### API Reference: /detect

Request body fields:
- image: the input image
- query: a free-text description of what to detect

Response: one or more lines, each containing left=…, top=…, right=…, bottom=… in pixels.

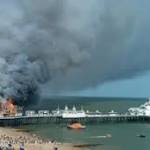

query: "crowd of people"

left=0, top=134, right=58, bottom=150
left=0, top=127, right=82, bottom=150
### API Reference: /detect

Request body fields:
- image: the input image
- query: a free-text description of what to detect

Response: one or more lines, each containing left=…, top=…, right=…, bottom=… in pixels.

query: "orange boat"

left=67, top=121, right=86, bottom=129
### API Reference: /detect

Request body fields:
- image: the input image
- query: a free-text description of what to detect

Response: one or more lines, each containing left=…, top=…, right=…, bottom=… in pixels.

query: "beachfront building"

left=62, top=106, right=86, bottom=118
left=38, top=110, right=49, bottom=116
left=128, top=99, right=150, bottom=116
left=25, top=110, right=36, bottom=117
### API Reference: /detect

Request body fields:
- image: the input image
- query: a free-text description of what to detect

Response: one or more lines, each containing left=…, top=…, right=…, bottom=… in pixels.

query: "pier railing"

left=0, top=113, right=149, bottom=126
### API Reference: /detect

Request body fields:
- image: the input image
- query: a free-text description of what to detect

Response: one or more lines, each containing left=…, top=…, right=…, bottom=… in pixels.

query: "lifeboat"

left=67, top=121, right=86, bottom=129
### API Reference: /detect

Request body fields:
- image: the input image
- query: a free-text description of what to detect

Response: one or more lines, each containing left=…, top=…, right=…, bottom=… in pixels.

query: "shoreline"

left=0, top=127, right=87, bottom=150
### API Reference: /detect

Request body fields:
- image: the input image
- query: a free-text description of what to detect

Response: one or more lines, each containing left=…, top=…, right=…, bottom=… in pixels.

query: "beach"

left=0, top=127, right=86, bottom=150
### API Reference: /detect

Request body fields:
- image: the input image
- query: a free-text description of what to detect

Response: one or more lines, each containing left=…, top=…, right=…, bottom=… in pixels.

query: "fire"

left=3, top=98, right=17, bottom=116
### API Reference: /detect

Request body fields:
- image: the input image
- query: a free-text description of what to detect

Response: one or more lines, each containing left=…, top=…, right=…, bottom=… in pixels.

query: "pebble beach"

left=0, top=127, right=86, bottom=150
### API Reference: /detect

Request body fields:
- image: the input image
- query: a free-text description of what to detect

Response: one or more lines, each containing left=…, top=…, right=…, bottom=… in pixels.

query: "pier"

left=0, top=114, right=150, bottom=126
left=0, top=101, right=150, bottom=126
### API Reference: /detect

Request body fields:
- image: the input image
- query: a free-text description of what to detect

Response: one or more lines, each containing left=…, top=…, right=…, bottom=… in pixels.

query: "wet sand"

left=0, top=127, right=87, bottom=150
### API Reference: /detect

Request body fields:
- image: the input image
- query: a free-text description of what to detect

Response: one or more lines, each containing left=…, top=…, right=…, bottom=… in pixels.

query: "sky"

left=1, top=0, right=150, bottom=102
left=45, top=71, right=150, bottom=98
left=73, top=71, right=150, bottom=98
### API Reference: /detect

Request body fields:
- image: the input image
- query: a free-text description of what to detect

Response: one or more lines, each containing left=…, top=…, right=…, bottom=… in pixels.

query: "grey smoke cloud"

left=0, top=54, right=47, bottom=101
left=0, top=0, right=150, bottom=100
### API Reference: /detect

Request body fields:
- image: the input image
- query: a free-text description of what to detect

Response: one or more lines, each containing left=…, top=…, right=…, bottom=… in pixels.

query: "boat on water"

left=90, top=134, right=112, bottom=139
left=136, top=134, right=146, bottom=138
left=67, top=121, right=86, bottom=129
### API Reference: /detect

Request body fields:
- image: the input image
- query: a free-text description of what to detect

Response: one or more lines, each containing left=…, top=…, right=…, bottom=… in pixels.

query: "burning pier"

left=0, top=98, right=22, bottom=117
left=0, top=100, right=149, bottom=126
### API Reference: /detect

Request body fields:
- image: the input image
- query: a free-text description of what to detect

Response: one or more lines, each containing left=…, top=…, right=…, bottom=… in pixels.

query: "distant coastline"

left=39, top=95, right=147, bottom=102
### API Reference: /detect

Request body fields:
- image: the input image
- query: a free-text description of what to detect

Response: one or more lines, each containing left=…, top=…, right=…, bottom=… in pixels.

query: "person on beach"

left=7, top=143, right=14, bottom=150
left=19, top=143, right=25, bottom=150
left=53, top=147, right=58, bottom=150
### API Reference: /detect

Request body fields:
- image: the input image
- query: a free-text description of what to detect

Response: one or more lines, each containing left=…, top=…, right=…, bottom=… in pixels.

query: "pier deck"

left=0, top=114, right=150, bottom=126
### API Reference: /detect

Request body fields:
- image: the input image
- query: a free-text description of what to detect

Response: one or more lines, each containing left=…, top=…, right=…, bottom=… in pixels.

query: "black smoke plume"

left=0, top=0, right=150, bottom=102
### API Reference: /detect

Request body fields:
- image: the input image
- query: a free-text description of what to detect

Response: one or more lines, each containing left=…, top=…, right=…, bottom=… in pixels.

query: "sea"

left=22, top=97, right=150, bottom=150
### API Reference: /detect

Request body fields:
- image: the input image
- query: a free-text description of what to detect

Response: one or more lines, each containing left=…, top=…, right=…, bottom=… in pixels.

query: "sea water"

left=23, top=97, right=149, bottom=150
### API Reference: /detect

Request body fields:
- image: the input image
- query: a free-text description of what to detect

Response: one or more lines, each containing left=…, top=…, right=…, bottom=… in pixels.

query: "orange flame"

left=4, top=98, right=16, bottom=115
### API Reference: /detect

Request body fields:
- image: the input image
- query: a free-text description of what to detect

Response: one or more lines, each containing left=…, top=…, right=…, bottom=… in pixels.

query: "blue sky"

left=69, top=71, right=150, bottom=98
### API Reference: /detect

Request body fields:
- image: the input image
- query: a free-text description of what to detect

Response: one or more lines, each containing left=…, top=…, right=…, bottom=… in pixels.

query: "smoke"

left=0, top=0, right=150, bottom=101
left=0, top=54, right=48, bottom=102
